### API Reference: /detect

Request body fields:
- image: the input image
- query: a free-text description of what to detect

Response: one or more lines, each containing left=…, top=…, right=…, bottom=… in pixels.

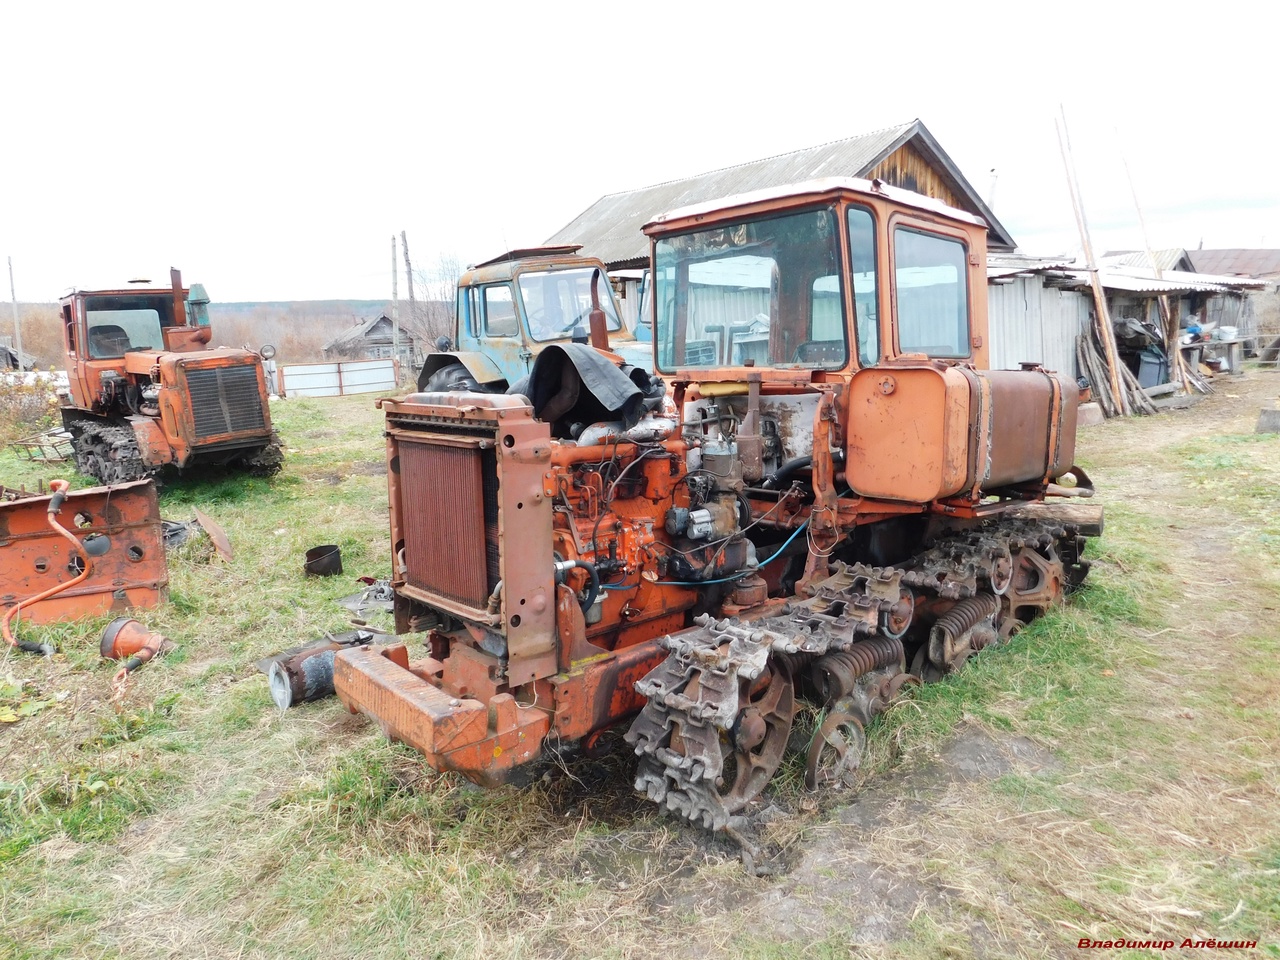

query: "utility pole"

left=7, top=256, right=24, bottom=372
left=401, top=230, right=417, bottom=330
left=390, top=235, right=400, bottom=372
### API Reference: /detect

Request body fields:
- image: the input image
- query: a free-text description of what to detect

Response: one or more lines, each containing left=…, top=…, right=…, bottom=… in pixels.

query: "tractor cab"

left=417, top=247, right=650, bottom=392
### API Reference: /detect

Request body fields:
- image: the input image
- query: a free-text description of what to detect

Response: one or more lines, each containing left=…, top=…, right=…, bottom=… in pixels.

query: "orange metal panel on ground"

left=0, top=480, right=168, bottom=624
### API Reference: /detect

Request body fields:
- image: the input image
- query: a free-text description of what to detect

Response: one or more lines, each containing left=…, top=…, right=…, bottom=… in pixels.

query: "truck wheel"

left=418, top=362, right=486, bottom=393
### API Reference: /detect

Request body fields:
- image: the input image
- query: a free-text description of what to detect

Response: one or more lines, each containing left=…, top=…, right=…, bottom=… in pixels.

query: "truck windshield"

left=653, top=206, right=848, bottom=371
left=84, top=296, right=169, bottom=358
left=518, top=268, right=623, bottom=342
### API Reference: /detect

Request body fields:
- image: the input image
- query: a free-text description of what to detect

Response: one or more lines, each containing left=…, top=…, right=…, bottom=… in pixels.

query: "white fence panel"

left=280, top=358, right=398, bottom=398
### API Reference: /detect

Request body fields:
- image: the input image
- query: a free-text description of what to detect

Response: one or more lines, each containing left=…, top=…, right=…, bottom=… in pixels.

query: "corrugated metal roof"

left=546, top=120, right=1015, bottom=267
left=1099, top=249, right=1193, bottom=272
left=1066, top=266, right=1266, bottom=294
left=1188, top=248, right=1280, bottom=278
left=987, top=254, right=1078, bottom=280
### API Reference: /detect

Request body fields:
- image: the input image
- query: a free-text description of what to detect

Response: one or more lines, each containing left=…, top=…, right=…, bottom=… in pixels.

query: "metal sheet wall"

left=280, top=358, right=399, bottom=398
left=987, top=277, right=1089, bottom=376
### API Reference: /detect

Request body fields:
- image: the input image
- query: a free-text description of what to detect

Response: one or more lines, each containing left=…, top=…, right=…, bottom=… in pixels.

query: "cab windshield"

left=84, top=295, right=170, bottom=359
left=517, top=267, right=623, bottom=342
left=653, top=206, right=848, bottom=371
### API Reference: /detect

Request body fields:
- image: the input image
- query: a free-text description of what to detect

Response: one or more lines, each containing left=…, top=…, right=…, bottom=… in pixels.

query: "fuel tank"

left=844, top=362, right=1077, bottom=503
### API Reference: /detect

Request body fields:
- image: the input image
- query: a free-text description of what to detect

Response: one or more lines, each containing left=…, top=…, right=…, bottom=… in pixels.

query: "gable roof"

left=546, top=119, right=1015, bottom=268
left=1187, top=248, right=1280, bottom=279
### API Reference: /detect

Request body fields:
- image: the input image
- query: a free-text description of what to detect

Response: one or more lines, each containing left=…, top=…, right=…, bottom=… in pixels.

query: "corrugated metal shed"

left=546, top=119, right=1016, bottom=268
left=987, top=276, right=1090, bottom=375
left=1187, top=248, right=1280, bottom=278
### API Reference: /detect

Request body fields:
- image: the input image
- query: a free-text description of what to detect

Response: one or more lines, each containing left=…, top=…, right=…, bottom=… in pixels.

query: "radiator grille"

left=400, top=441, right=500, bottom=610
left=186, top=365, right=267, bottom=440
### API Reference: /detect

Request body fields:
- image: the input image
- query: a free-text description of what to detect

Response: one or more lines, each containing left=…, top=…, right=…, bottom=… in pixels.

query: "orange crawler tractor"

left=58, top=270, right=280, bottom=484
left=335, top=178, right=1094, bottom=829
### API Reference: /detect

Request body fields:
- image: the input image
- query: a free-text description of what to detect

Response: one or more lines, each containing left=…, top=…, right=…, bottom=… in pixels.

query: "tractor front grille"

left=187, top=365, right=268, bottom=440
left=399, top=440, right=500, bottom=610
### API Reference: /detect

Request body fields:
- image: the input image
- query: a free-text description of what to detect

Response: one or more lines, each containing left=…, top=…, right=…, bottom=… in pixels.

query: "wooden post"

left=401, top=230, right=417, bottom=332
left=7, top=256, right=24, bottom=371
left=1056, top=110, right=1129, bottom=416
left=390, top=235, right=400, bottom=374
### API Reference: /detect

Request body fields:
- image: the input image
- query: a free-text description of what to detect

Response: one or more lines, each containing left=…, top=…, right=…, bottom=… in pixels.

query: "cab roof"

left=644, top=176, right=988, bottom=235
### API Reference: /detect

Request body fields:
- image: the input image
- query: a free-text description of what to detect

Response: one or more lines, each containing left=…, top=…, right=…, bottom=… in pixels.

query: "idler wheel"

left=989, top=545, right=1013, bottom=596
left=804, top=712, right=866, bottom=792
left=719, top=662, right=795, bottom=813
left=879, top=586, right=915, bottom=640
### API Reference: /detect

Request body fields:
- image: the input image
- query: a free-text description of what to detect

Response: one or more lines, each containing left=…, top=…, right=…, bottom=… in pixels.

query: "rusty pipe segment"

left=264, top=630, right=383, bottom=709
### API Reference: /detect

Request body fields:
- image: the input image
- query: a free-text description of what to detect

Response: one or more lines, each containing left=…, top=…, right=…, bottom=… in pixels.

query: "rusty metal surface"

left=191, top=507, right=233, bottom=561
left=387, top=394, right=558, bottom=686
left=334, top=643, right=551, bottom=786
left=0, top=479, right=167, bottom=624
left=400, top=442, right=492, bottom=608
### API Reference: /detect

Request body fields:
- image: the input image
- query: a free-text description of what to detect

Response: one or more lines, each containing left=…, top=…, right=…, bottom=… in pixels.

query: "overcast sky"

left=3, top=2, right=1277, bottom=302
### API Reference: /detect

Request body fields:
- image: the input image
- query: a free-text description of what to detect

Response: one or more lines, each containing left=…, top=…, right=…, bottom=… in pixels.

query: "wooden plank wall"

left=866, top=143, right=963, bottom=209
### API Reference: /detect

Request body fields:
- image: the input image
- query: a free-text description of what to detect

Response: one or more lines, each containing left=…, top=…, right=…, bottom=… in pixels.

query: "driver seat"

left=88, top=324, right=132, bottom=357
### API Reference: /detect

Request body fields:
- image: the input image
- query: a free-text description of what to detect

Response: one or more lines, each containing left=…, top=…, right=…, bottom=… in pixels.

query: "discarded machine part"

left=304, top=545, right=342, bottom=577
left=160, top=508, right=233, bottom=561
left=8, top=429, right=74, bottom=463
left=100, top=616, right=171, bottom=666
left=1, top=479, right=85, bottom=655
left=260, top=629, right=384, bottom=709
left=335, top=178, right=1099, bottom=830
left=336, top=579, right=394, bottom=616
left=102, top=617, right=172, bottom=698
left=0, top=478, right=167, bottom=629
left=191, top=508, right=233, bottom=561
left=1, top=482, right=47, bottom=502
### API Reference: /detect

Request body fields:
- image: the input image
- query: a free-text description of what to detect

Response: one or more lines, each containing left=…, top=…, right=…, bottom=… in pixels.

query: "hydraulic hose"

left=760, top=456, right=812, bottom=490
left=554, top=559, right=600, bottom=614
left=2, top=479, right=87, bottom=655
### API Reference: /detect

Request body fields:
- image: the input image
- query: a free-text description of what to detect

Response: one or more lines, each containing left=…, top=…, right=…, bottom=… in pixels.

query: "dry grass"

left=2, top=375, right=1280, bottom=959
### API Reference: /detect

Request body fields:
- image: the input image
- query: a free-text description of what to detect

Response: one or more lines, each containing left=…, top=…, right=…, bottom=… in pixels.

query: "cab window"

left=847, top=206, right=878, bottom=366
left=894, top=228, right=969, bottom=358
left=482, top=285, right=518, bottom=338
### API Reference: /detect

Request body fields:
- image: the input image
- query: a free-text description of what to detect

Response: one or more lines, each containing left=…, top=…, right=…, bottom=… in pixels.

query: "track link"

left=70, top=421, right=153, bottom=485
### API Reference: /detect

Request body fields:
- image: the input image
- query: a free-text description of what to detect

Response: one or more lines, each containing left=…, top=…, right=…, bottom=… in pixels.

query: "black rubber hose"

left=17, top=640, right=55, bottom=656
left=761, top=456, right=812, bottom=490
left=575, top=560, right=600, bottom=614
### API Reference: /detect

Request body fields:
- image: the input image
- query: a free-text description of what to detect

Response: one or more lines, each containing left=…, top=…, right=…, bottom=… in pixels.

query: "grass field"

left=1, top=375, right=1278, bottom=959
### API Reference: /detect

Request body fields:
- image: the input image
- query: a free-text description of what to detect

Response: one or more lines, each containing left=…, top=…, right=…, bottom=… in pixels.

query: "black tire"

left=418, top=362, right=489, bottom=393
